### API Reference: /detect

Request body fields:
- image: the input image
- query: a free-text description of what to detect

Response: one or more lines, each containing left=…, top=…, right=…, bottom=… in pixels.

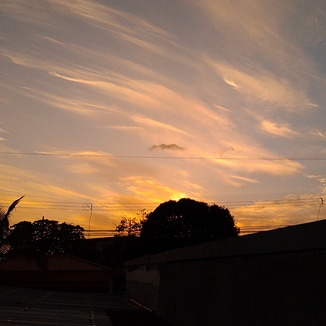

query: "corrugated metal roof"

left=0, top=286, right=171, bottom=326
left=0, top=254, right=113, bottom=272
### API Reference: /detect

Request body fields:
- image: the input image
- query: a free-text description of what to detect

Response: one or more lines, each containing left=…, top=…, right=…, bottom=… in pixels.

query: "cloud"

left=108, top=125, right=143, bottom=131
left=4, top=49, right=231, bottom=142
left=211, top=62, right=316, bottom=110
left=21, top=87, right=118, bottom=117
left=0, top=0, right=56, bottom=28
left=196, top=137, right=304, bottom=177
left=311, top=131, right=326, bottom=139
left=53, top=0, right=172, bottom=39
left=0, top=161, right=89, bottom=205
left=230, top=175, right=259, bottom=184
left=261, top=120, right=298, bottom=138
left=50, top=0, right=179, bottom=60
left=214, top=105, right=231, bottom=112
left=149, top=144, right=185, bottom=152
left=225, top=158, right=302, bottom=177
left=132, top=116, right=189, bottom=136
left=233, top=194, right=320, bottom=231
left=196, top=1, right=320, bottom=112
left=120, top=176, right=185, bottom=202
left=223, top=78, right=239, bottom=89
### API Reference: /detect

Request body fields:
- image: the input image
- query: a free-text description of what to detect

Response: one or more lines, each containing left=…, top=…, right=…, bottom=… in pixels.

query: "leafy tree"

left=114, top=210, right=147, bottom=237
left=106, top=210, right=148, bottom=265
left=140, top=198, right=239, bottom=254
left=114, top=217, right=141, bottom=237
left=6, top=217, right=85, bottom=255
left=0, top=196, right=24, bottom=255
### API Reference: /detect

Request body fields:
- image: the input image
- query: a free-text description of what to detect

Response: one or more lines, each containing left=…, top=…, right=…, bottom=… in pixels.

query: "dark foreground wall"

left=125, top=220, right=326, bottom=325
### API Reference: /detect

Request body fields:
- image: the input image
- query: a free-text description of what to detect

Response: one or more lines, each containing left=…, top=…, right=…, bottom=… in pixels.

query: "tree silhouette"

left=114, top=216, right=142, bottom=237
left=141, top=198, right=239, bottom=254
left=6, top=218, right=85, bottom=255
left=114, top=210, right=147, bottom=237
left=0, top=196, right=24, bottom=255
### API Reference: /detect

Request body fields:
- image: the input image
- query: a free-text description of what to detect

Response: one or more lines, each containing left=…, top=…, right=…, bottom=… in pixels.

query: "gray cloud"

left=149, top=144, right=185, bottom=151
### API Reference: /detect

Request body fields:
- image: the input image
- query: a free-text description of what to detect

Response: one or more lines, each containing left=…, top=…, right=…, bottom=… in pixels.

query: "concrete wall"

left=125, top=220, right=326, bottom=325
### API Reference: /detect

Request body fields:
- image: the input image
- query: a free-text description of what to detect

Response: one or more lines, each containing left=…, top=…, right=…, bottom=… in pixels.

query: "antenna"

left=316, top=198, right=323, bottom=220
left=82, top=203, right=93, bottom=239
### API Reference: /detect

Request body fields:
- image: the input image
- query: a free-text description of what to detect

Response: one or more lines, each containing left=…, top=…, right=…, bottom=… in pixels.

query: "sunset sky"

left=1, top=0, right=326, bottom=236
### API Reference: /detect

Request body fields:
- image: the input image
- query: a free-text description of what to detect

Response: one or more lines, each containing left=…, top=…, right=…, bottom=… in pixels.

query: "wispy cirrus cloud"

left=207, top=140, right=304, bottom=177
left=108, top=125, right=143, bottom=131
left=0, top=161, right=89, bottom=203
left=214, top=105, right=231, bottom=112
left=234, top=194, right=320, bottom=230
left=4, top=49, right=231, bottom=134
left=230, top=175, right=259, bottom=185
left=0, top=127, right=6, bottom=141
left=311, top=131, right=326, bottom=139
left=2, top=0, right=175, bottom=47
left=50, top=0, right=181, bottom=62
left=121, top=175, right=185, bottom=202
left=18, top=86, right=119, bottom=117
left=215, top=158, right=302, bottom=178
left=52, top=0, right=173, bottom=40
left=211, top=62, right=316, bottom=110
left=261, top=120, right=298, bottom=138
left=0, top=0, right=57, bottom=28
left=196, top=0, right=321, bottom=115
left=223, top=78, right=239, bottom=89
left=132, top=116, right=189, bottom=136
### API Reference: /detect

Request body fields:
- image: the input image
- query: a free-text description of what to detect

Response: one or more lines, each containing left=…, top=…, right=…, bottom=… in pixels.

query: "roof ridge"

left=0, top=254, right=114, bottom=272
left=51, top=254, right=113, bottom=271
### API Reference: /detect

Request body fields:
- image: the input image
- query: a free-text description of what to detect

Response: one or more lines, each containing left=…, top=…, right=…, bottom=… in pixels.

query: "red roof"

left=0, top=254, right=112, bottom=272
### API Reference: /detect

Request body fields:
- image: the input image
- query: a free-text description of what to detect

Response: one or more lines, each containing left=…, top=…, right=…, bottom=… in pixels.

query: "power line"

left=85, top=224, right=296, bottom=238
left=1, top=197, right=321, bottom=214
left=2, top=197, right=323, bottom=234
left=0, top=151, right=326, bottom=161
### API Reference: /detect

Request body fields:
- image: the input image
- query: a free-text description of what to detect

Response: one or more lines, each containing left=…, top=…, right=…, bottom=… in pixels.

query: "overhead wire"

left=0, top=151, right=326, bottom=161
left=1, top=151, right=323, bottom=237
left=3, top=197, right=319, bottom=211
left=1, top=197, right=322, bottom=234
left=86, top=224, right=298, bottom=237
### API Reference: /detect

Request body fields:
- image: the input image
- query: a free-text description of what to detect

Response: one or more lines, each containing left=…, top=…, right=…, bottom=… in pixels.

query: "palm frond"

left=0, top=196, right=24, bottom=237
left=5, top=196, right=24, bottom=219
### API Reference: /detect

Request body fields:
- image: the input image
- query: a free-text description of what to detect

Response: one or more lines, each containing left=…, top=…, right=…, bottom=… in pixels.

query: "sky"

left=1, top=0, right=326, bottom=236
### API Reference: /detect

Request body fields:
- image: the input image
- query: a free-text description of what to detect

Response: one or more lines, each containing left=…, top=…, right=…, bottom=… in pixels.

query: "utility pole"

left=317, top=198, right=323, bottom=220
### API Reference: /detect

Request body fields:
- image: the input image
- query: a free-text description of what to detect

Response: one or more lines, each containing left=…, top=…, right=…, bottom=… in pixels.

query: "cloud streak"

left=261, top=120, right=298, bottom=138
left=211, top=62, right=316, bottom=110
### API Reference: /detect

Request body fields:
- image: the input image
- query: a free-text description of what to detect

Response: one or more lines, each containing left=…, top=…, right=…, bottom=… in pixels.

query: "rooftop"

left=0, top=254, right=113, bottom=272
